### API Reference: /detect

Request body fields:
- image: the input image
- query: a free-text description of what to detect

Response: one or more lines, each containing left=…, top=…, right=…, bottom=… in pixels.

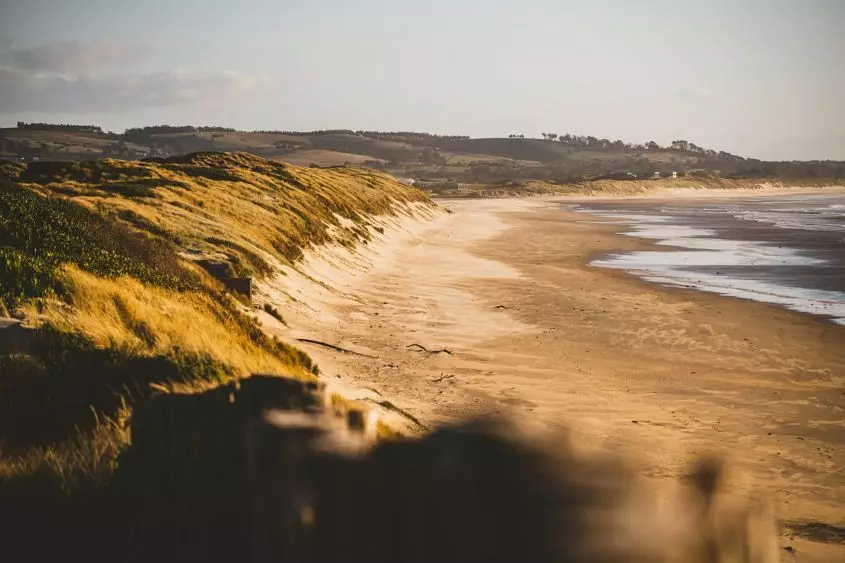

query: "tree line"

left=16, top=122, right=103, bottom=133
left=248, top=129, right=471, bottom=141
left=124, top=125, right=236, bottom=136
left=528, top=132, right=744, bottom=160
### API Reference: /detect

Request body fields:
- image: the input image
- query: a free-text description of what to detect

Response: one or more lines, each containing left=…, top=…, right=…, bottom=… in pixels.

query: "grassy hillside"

left=433, top=175, right=844, bottom=198
left=0, top=152, right=430, bottom=492
left=5, top=126, right=843, bottom=187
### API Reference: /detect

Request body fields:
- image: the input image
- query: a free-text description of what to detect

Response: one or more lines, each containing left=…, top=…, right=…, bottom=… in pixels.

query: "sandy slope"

left=259, top=195, right=845, bottom=561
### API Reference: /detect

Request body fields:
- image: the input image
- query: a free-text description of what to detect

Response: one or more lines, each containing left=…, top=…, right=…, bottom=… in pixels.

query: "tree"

left=548, top=133, right=558, bottom=142
left=670, top=140, right=689, bottom=151
left=646, top=141, right=660, bottom=150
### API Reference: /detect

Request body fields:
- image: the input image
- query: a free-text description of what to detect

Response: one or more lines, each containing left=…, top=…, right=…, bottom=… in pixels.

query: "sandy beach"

left=262, top=194, right=845, bottom=560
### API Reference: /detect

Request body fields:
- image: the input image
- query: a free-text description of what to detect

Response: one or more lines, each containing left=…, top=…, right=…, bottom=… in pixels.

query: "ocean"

left=570, top=192, right=845, bottom=325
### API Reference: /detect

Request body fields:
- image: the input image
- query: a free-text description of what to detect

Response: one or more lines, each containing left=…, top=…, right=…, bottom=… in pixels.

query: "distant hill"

left=2, top=124, right=843, bottom=187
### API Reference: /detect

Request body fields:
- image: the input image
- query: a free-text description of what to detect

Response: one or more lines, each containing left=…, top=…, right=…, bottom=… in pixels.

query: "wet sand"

left=271, top=196, right=845, bottom=560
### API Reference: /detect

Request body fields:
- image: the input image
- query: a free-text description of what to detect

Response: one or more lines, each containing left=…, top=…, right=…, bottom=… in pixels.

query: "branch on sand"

left=368, top=399, right=427, bottom=429
left=432, top=373, right=455, bottom=383
left=296, top=338, right=379, bottom=359
left=406, top=343, right=453, bottom=355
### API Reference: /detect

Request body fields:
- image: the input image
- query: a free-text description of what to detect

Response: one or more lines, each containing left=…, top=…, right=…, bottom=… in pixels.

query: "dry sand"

left=258, top=194, right=845, bottom=560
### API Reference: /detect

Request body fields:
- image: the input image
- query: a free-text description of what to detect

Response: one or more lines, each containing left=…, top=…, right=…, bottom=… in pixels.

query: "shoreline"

left=277, top=192, right=845, bottom=559
left=566, top=193, right=845, bottom=327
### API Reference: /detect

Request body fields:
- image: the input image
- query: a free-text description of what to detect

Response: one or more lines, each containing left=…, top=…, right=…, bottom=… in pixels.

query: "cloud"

left=0, top=40, right=265, bottom=114
left=0, top=66, right=262, bottom=114
left=2, top=39, right=143, bottom=72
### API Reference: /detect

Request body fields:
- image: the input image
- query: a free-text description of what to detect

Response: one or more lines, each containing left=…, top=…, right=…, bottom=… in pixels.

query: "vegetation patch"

left=11, top=152, right=431, bottom=276
left=0, top=181, right=195, bottom=310
left=0, top=323, right=232, bottom=450
left=263, top=303, right=288, bottom=326
left=0, top=248, right=61, bottom=309
left=1, top=153, right=424, bottom=510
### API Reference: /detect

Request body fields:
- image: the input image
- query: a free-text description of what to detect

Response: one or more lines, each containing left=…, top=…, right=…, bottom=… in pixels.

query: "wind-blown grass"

left=0, top=152, right=429, bottom=492
left=0, top=180, right=196, bottom=308
left=21, top=152, right=431, bottom=272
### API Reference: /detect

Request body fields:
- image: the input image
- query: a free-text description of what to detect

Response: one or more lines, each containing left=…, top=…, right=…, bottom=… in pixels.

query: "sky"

left=1, top=0, right=843, bottom=160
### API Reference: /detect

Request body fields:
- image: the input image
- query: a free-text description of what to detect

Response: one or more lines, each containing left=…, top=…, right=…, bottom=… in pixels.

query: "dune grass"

left=0, top=410, right=128, bottom=493
left=263, top=302, right=288, bottom=325
left=0, top=180, right=197, bottom=306
left=0, top=152, right=429, bottom=496
left=22, top=152, right=431, bottom=272
left=28, top=267, right=313, bottom=377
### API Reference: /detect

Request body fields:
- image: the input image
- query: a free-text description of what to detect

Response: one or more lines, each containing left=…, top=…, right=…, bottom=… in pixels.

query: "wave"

left=734, top=210, right=845, bottom=232
left=573, top=200, right=845, bottom=326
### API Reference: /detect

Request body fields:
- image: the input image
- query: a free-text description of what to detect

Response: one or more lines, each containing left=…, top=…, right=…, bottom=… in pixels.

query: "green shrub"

left=0, top=248, right=62, bottom=308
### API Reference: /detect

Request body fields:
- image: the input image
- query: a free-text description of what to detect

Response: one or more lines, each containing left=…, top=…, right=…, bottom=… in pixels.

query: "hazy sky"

left=1, top=0, right=843, bottom=160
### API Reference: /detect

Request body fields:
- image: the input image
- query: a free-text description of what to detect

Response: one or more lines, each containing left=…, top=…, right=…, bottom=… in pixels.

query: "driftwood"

left=432, top=373, right=455, bottom=383
left=297, top=338, right=378, bottom=359
left=406, top=343, right=453, bottom=355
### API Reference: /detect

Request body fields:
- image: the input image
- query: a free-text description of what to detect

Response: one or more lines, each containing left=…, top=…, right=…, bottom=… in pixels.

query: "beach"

left=573, top=192, right=845, bottom=325
left=268, top=192, right=845, bottom=560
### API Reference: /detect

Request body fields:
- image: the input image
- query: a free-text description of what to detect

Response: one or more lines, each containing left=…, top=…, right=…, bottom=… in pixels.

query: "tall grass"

left=0, top=181, right=196, bottom=309
left=0, top=417, right=130, bottom=562
left=19, top=152, right=431, bottom=274
left=1, top=152, right=424, bottom=491
left=0, top=412, right=128, bottom=493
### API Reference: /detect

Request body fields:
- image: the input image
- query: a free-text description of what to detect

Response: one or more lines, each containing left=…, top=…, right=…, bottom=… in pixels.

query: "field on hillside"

left=280, top=149, right=387, bottom=166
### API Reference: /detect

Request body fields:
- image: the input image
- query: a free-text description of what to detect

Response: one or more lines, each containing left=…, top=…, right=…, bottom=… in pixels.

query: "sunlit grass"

left=0, top=411, right=129, bottom=493
left=25, top=266, right=312, bottom=378
left=0, top=152, right=429, bottom=500
left=23, top=152, right=431, bottom=272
